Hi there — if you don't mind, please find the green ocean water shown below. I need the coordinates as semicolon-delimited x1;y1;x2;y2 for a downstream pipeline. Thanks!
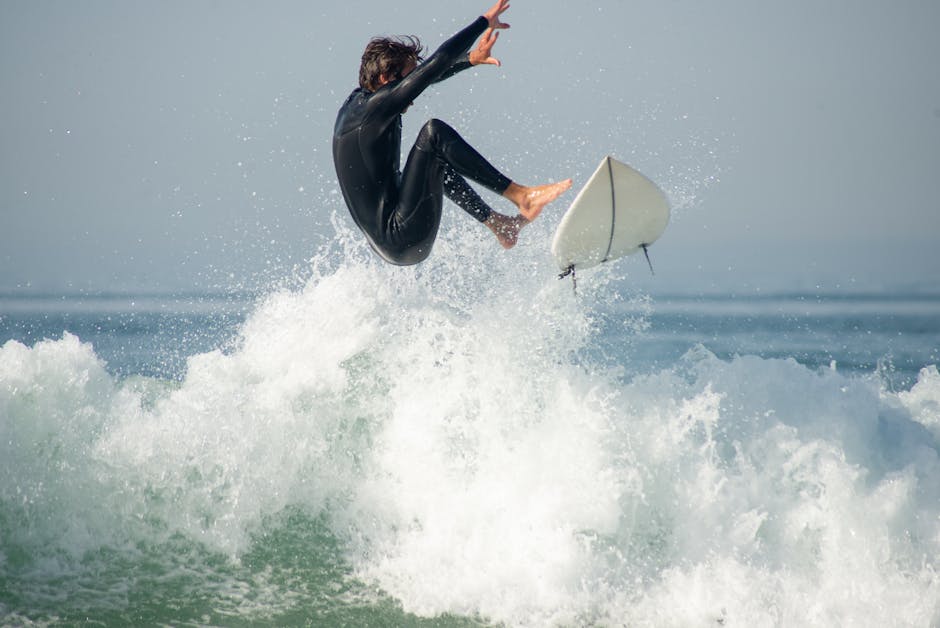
2;508;483;626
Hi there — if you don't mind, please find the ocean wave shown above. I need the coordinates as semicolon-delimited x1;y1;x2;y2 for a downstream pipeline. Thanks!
2;221;939;626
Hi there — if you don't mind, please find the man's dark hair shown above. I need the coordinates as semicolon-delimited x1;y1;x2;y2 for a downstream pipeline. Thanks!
359;36;425;92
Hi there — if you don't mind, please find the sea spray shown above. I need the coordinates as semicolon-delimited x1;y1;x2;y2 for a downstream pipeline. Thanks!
2;219;940;626
609;351;940;627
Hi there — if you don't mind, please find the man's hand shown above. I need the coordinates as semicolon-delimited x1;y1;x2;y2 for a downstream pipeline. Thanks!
469;28;501;66
482;0;510;30
475;0;509;66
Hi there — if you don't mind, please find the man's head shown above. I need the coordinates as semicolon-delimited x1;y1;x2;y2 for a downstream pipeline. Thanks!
359;36;424;92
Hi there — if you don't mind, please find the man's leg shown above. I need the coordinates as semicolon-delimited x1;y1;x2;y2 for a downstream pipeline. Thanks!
389;137;447;264
392;119;510;256
393;118;571;258
442;164;493;223
415;118;512;197
443;166;535;249
414;118;573;223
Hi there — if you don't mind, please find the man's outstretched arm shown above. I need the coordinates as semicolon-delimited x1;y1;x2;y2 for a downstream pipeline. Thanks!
372;1;512;114
370;17;487;116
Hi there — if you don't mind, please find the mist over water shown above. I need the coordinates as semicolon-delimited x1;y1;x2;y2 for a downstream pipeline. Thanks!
2;218;940;626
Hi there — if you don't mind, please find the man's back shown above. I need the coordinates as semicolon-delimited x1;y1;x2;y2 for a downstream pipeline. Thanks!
332;87;403;251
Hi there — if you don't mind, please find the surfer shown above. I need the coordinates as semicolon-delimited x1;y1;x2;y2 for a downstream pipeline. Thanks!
332;0;572;265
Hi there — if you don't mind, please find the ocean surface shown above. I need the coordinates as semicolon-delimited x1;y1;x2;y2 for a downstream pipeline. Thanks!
2;226;940;627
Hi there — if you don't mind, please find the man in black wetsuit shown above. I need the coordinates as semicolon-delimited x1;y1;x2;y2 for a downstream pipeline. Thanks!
332;0;572;265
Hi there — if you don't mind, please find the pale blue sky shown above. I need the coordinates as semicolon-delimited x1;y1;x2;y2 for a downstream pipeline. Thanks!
2;1;938;293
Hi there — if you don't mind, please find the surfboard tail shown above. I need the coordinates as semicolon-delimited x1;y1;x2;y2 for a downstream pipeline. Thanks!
551;156;670;273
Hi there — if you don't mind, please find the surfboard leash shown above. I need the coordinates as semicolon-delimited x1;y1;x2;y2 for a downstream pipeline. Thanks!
558;264;578;294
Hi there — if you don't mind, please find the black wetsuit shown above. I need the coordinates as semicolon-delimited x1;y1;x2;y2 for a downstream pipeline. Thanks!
332;16;512;265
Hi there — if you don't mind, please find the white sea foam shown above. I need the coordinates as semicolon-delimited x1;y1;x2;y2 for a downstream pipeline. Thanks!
2;220;939;626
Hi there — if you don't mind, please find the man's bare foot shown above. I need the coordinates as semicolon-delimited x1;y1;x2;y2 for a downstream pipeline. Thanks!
484;212;529;249
503;179;573;221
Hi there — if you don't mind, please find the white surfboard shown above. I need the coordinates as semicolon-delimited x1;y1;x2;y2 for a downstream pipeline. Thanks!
551;156;669;274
